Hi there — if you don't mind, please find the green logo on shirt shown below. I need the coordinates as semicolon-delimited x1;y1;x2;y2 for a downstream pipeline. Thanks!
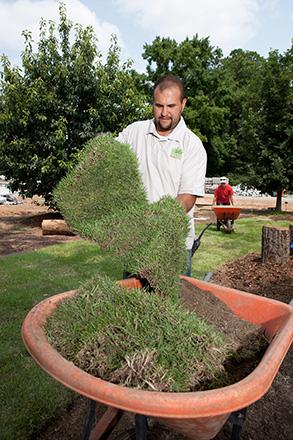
170;147;183;159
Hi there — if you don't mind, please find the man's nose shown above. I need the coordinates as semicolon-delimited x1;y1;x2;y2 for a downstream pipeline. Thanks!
161;106;168;116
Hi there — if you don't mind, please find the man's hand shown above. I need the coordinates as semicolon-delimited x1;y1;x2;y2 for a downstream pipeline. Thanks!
176;194;197;213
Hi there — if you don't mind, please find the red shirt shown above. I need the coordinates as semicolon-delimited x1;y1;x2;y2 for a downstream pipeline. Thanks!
214;184;234;204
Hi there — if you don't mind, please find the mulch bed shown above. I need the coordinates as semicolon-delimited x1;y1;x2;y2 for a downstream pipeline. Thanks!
212;253;293;304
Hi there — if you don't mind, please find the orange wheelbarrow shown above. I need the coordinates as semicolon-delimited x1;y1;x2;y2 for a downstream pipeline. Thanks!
22;276;293;440
212;206;241;233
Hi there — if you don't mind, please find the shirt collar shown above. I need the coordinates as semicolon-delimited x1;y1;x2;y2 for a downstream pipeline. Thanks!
147;117;186;141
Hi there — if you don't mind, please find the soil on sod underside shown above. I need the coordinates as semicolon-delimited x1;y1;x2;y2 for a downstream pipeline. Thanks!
179;279;268;388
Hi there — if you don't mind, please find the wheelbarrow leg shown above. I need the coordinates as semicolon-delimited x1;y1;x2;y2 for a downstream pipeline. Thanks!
82;399;97;440
135;414;148;440
82;399;123;440
229;407;247;440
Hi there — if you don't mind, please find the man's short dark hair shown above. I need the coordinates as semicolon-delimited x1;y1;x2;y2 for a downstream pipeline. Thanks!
153;75;186;101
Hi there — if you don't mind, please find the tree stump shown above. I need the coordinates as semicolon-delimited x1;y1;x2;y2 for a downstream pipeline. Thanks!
261;225;290;263
41;219;74;236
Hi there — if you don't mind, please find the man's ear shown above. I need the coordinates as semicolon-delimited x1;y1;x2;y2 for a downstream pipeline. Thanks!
181;97;187;111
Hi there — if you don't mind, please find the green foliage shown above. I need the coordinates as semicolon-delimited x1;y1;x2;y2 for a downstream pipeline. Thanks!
219;49;265;176
46;273;229;392
218;45;292;208
1;4;291;206
0;4;291;206
55;134;188;298
235;45;293;208
0;4;148;204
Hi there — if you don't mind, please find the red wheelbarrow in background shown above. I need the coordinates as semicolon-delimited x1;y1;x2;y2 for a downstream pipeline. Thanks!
22;276;293;440
212;206;241;233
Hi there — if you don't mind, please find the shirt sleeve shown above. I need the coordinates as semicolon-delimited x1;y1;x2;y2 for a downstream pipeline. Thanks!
116;126;129;144
178;135;207;196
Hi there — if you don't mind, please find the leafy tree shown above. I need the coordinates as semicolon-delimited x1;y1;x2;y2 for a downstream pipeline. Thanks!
218;49;265;180
0;4;148;204
237;44;293;209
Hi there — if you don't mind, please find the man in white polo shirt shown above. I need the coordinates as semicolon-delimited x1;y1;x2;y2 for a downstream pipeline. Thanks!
117;75;207;275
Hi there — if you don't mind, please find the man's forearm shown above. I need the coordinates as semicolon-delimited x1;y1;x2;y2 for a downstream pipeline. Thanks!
176;194;197;213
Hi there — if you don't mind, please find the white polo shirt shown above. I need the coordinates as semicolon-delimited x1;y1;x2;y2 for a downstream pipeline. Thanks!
116;117;207;249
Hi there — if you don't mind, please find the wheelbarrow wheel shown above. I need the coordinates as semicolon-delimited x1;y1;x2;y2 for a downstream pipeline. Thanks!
225;219;233;233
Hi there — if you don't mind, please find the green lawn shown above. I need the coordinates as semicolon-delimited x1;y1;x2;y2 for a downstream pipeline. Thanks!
0;240;123;440
0;216;291;439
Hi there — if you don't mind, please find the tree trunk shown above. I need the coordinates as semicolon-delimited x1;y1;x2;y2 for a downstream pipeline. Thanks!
261;225;290;263
275;188;283;211
41;219;74;236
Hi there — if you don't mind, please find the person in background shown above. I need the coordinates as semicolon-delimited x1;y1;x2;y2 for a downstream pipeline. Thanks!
212;177;234;206
212;176;234;231
117;74;207;276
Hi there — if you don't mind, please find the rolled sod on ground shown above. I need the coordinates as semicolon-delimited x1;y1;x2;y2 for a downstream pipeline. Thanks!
47;134;267;392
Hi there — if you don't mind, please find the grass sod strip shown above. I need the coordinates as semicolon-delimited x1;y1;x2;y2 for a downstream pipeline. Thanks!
54;134;189;299
54;134;148;227
81;197;189;299
45;274;231;392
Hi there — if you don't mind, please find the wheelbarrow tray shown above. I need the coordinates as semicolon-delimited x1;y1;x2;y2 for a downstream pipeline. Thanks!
213;206;241;221
22;276;293;440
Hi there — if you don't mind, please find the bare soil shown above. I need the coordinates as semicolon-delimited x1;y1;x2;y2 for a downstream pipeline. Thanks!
1;197;292;440
0;198;78;257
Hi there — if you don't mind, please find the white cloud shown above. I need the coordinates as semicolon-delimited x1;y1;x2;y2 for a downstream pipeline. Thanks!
0;0;124;64
114;0;261;53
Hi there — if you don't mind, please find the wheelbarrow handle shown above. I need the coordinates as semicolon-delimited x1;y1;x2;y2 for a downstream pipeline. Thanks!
191;223;212;257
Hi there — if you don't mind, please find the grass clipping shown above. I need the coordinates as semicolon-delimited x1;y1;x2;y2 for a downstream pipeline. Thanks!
47;134;258;392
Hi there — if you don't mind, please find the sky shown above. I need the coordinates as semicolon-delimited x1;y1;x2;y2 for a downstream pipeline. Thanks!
0;0;292;72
